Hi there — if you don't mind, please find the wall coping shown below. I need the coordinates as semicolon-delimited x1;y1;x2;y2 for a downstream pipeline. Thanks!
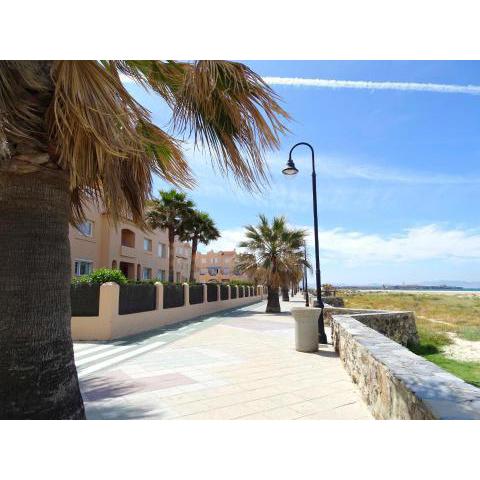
332;314;480;420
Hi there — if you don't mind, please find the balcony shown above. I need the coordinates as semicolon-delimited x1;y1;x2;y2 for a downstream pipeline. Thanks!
120;245;136;258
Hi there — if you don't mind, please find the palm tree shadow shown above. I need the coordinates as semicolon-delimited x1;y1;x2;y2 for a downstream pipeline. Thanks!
80;376;167;420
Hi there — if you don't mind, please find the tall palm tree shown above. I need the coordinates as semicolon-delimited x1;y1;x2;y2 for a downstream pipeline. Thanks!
180;211;220;282
146;189;195;282
282;259;304;300
0;60;288;419
236;215;308;313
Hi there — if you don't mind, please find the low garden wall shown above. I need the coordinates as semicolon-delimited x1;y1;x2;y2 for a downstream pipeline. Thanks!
323;296;344;307
331;314;480;419
324;307;418;346
72;283;263;341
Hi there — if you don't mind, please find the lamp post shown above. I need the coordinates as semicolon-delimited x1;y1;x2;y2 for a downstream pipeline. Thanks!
304;241;309;307
282;142;328;344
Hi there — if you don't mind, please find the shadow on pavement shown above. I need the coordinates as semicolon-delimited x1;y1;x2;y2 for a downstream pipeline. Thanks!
81;376;168;420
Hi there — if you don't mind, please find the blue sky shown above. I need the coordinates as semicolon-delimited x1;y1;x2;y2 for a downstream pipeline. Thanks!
126;61;480;286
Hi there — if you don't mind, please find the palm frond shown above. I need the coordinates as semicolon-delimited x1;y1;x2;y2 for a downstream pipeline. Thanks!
47;61;193;225
118;60;290;191
0;61;52;168
236;214;307;288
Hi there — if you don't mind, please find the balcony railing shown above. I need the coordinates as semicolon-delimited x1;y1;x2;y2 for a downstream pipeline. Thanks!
120;245;137;258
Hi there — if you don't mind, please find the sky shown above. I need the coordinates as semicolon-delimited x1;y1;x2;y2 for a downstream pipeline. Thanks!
125;61;480;286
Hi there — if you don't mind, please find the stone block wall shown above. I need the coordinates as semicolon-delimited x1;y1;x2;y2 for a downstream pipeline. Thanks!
331;315;480;420
324;307;419;346
323;296;345;307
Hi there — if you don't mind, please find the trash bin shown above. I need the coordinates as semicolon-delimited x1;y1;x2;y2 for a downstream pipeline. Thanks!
291;307;319;352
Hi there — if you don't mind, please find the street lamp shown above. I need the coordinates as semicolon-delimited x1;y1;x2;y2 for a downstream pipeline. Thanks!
282;142;328;344
304;241;309;307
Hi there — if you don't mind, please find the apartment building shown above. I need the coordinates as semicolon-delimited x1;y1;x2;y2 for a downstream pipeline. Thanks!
69;201;191;282
194;249;249;283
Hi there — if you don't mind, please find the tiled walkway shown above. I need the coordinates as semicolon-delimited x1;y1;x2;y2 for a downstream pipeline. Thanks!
76;296;372;420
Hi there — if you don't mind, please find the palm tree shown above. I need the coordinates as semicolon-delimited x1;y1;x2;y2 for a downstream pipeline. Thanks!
146;189;195;282
236;215;308;313
180;211;220;282
0;60;288;419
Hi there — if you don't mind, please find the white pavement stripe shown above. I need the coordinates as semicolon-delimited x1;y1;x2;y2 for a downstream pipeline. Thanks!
74;344;114;359
75;344;139;367
78;341;165;378
74;343;101;352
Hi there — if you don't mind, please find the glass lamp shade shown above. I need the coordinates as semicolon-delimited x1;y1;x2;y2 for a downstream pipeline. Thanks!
282;159;299;175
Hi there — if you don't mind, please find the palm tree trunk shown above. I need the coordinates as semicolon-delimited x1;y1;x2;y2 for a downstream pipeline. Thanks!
189;237;198;283
0;170;85;419
168;230;175;283
266;285;281;313
281;286;290;302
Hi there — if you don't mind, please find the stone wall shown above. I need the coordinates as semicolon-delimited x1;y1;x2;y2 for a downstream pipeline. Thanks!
323;296;345;307
325;307;419;346
331;315;480;420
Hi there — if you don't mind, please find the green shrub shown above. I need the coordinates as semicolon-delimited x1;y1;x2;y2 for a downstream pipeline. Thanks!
458;326;480;342
228;279;254;287
72;268;128;285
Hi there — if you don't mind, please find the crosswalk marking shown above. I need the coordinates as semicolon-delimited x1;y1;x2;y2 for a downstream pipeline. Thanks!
74;344;113;359
77;341;165;379
74;301;266;379
75;344;140;367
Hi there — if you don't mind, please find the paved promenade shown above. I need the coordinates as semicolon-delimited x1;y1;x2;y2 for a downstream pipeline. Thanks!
75;296;372;420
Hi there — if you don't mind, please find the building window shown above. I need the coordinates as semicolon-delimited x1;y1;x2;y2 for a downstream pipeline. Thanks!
223;267;230;275
121;229;135;248
144;238;152;252
77;220;93;237
208;267;220;276
157;269;166;281
74;260;93;276
158;243;167;258
142;267;152;280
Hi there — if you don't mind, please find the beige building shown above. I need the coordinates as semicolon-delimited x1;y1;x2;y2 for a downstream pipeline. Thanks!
195;249;249;283
69;202;191;282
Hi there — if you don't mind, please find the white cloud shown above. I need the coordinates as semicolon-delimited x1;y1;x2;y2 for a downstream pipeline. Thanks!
308;224;480;265
315;156;480;185
197;227;246;253
209;224;480;266
264;76;480;96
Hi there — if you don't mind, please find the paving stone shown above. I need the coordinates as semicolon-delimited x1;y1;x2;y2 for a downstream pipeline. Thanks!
78;296;372;420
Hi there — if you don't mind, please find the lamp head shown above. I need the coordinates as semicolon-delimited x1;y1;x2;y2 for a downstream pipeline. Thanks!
282;157;299;176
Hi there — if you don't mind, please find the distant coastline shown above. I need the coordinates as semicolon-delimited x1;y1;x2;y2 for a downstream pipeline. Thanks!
339;285;480;293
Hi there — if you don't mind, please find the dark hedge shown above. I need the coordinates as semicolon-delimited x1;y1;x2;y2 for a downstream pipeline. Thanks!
220;284;229;300
71;283;100;316
239;286;244;298
163;284;185;309
230;286;237;299
189;284;204;305
207;283;218;302
119;284;156;315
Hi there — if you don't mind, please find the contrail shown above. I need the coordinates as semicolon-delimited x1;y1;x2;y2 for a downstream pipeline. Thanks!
263;76;480;96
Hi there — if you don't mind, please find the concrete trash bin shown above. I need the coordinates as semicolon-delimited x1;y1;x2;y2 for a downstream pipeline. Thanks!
291;307;319;352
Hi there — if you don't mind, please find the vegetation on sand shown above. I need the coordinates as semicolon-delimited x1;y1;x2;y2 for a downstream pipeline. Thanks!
342;291;480;388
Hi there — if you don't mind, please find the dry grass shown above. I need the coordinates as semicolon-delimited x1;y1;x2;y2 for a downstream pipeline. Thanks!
340;291;480;387
341;291;480;338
